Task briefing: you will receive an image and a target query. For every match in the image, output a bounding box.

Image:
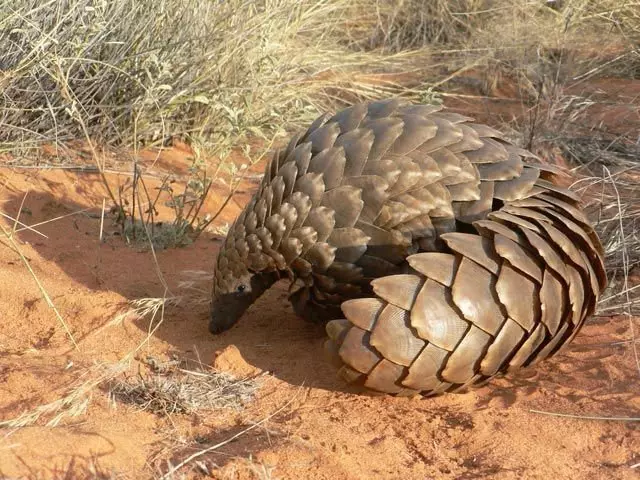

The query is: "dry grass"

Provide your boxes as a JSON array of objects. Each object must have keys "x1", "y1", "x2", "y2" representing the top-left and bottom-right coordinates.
[
  {"x1": 108, "y1": 356, "x2": 259, "y2": 416},
  {"x1": 2, "y1": 1, "x2": 637, "y2": 158},
  {"x1": 0, "y1": 363, "x2": 129, "y2": 430},
  {"x1": 114, "y1": 135, "x2": 275, "y2": 250}
]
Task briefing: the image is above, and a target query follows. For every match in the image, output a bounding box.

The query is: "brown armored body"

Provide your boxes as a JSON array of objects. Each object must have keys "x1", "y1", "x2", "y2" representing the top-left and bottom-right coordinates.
[{"x1": 210, "y1": 98, "x2": 606, "y2": 396}]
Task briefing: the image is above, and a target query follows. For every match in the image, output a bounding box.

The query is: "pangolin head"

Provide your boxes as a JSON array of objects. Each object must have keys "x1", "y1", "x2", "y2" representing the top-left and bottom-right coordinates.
[{"x1": 209, "y1": 227, "x2": 278, "y2": 334}]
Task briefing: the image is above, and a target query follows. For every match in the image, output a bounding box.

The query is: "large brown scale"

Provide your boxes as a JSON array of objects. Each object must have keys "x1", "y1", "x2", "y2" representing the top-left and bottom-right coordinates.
[{"x1": 209, "y1": 98, "x2": 607, "y2": 396}]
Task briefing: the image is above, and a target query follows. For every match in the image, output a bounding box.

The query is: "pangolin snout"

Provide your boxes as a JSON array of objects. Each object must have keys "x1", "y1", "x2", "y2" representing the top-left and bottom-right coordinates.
[
  {"x1": 209, "y1": 272, "x2": 279, "y2": 335},
  {"x1": 209, "y1": 296, "x2": 247, "y2": 334},
  {"x1": 208, "y1": 319, "x2": 234, "y2": 335}
]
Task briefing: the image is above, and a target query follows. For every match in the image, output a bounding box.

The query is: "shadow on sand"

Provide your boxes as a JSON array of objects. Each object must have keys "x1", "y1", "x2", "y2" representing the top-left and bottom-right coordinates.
[{"x1": 6, "y1": 189, "x2": 639, "y2": 412}]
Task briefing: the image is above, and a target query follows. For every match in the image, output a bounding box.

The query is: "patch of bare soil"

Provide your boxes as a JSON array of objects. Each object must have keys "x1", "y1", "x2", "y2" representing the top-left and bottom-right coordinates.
[{"x1": 0, "y1": 83, "x2": 638, "y2": 479}]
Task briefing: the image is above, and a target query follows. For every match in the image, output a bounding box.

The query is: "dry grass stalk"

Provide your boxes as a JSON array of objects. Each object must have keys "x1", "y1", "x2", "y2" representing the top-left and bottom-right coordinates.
[
  {"x1": 0, "y1": 363, "x2": 128, "y2": 430},
  {"x1": 529, "y1": 409, "x2": 640, "y2": 422}
]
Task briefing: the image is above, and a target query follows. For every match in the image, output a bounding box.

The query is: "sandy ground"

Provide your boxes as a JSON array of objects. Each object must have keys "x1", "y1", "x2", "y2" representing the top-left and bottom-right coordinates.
[{"x1": 0, "y1": 81, "x2": 639, "y2": 479}]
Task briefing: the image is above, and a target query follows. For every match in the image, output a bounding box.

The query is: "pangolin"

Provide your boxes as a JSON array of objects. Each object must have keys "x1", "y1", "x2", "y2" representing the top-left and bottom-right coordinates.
[{"x1": 209, "y1": 98, "x2": 606, "y2": 396}]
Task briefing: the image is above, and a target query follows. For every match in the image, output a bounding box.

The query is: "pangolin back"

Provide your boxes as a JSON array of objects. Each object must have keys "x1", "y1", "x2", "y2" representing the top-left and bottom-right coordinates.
[{"x1": 213, "y1": 98, "x2": 606, "y2": 396}]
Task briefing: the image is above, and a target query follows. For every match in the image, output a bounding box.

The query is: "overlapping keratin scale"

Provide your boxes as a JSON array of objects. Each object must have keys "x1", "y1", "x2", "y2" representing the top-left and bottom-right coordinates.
[{"x1": 324, "y1": 179, "x2": 605, "y2": 396}]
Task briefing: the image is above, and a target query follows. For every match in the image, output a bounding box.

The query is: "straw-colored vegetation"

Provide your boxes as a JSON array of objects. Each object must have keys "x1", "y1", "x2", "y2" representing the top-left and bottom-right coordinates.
[
  {"x1": 108, "y1": 356, "x2": 259, "y2": 415},
  {"x1": 1, "y1": 0, "x2": 637, "y2": 153}
]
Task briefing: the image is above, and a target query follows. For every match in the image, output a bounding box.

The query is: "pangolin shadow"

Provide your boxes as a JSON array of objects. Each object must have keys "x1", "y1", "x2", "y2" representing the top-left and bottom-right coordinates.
[
  {"x1": 158, "y1": 280, "x2": 351, "y2": 393},
  {"x1": 7, "y1": 191, "x2": 351, "y2": 393}
]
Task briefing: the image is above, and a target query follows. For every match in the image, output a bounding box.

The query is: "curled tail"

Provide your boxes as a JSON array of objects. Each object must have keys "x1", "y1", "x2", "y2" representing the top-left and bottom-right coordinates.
[{"x1": 324, "y1": 179, "x2": 607, "y2": 396}]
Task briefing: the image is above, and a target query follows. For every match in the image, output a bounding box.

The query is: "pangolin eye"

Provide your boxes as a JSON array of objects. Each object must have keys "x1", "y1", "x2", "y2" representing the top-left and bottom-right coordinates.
[{"x1": 236, "y1": 284, "x2": 246, "y2": 293}]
